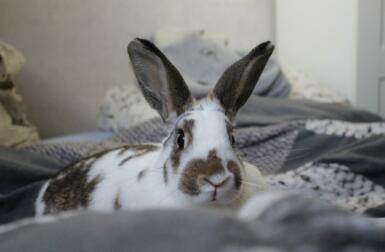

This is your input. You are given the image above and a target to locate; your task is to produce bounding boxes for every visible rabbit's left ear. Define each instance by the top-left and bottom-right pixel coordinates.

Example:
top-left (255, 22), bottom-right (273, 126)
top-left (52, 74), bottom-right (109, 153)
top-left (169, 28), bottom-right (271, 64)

top-left (128, 38), bottom-right (192, 123)
top-left (213, 41), bottom-right (274, 120)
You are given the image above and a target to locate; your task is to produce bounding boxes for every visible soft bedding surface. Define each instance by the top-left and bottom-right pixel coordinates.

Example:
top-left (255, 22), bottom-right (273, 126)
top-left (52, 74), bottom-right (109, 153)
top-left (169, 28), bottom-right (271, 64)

top-left (26, 96), bottom-right (385, 214)
top-left (0, 201), bottom-right (384, 252)
top-left (1, 96), bottom-right (385, 251)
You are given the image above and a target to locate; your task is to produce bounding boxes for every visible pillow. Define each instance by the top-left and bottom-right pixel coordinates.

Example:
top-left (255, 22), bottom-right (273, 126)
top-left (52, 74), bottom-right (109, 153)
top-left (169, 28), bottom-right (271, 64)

top-left (0, 40), bottom-right (39, 147)
top-left (153, 30), bottom-right (290, 98)
top-left (284, 67), bottom-right (350, 105)
top-left (98, 85), bottom-right (158, 132)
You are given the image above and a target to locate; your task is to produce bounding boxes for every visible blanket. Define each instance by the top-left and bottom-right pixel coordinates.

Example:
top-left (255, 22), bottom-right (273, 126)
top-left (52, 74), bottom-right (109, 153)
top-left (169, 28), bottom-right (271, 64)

top-left (25, 96), bottom-right (385, 214)
top-left (1, 96), bottom-right (385, 251)
top-left (0, 196), bottom-right (383, 252)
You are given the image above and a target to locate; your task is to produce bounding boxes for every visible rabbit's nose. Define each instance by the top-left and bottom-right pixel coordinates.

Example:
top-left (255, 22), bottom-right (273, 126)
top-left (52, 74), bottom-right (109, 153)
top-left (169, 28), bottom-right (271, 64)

top-left (203, 176), bottom-right (230, 188)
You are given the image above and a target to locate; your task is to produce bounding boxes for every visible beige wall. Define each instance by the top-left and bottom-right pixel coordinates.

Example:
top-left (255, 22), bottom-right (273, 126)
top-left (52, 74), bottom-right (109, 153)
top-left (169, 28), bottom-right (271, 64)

top-left (0, 0), bottom-right (273, 137)
top-left (276, 0), bottom-right (383, 115)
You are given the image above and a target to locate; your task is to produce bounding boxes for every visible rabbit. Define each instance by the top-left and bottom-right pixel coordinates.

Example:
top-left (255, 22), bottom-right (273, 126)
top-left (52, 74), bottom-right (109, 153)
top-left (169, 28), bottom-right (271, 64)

top-left (35, 38), bottom-right (274, 216)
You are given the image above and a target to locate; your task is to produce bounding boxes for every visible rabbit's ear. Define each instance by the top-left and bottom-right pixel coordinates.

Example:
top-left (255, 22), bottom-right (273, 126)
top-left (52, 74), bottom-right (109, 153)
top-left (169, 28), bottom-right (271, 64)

top-left (128, 38), bottom-right (192, 123)
top-left (213, 41), bottom-right (274, 120)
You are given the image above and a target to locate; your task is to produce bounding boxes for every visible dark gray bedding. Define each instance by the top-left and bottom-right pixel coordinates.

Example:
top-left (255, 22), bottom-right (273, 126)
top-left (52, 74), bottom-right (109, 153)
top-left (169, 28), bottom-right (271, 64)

top-left (1, 96), bottom-right (385, 251)
top-left (0, 203), bottom-right (384, 252)
top-left (24, 96), bottom-right (385, 212)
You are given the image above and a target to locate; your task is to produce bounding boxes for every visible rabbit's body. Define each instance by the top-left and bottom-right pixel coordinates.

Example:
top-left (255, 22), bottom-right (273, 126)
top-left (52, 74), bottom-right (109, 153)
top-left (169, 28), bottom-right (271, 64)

top-left (36, 103), bottom-right (264, 216)
top-left (35, 38), bottom-right (274, 216)
top-left (36, 144), bottom-right (163, 215)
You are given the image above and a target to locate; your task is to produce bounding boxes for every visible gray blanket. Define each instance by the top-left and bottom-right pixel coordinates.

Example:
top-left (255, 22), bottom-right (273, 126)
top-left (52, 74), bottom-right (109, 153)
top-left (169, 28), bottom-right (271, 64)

top-left (1, 96), bottom-right (385, 251)
top-left (25, 96), bottom-right (385, 213)
top-left (158, 32), bottom-right (290, 98)
top-left (0, 200), bottom-right (384, 252)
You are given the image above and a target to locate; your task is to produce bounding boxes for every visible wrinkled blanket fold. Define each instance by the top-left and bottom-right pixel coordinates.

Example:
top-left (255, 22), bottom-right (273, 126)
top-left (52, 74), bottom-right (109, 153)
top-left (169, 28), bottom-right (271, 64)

top-left (18, 96), bottom-right (385, 215)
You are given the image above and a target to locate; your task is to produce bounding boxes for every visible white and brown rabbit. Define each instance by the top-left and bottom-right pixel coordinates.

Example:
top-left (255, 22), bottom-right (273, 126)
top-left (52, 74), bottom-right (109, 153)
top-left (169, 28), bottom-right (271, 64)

top-left (35, 39), bottom-right (274, 216)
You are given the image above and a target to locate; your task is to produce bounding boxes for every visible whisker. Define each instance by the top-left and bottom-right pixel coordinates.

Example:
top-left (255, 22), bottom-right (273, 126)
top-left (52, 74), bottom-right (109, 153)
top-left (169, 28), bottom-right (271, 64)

top-left (241, 180), bottom-right (263, 186)
top-left (231, 190), bottom-right (246, 206)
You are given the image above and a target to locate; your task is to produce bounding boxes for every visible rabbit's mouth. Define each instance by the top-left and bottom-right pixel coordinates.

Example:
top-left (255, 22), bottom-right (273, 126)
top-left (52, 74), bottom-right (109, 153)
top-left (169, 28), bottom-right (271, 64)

top-left (178, 149), bottom-right (242, 193)
top-left (210, 188), bottom-right (230, 202)
top-left (195, 185), bottom-right (241, 205)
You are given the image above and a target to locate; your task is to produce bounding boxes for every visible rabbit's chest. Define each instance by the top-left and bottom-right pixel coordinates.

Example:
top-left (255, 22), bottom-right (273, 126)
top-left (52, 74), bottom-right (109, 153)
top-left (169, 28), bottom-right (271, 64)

top-left (35, 144), bottom-right (162, 215)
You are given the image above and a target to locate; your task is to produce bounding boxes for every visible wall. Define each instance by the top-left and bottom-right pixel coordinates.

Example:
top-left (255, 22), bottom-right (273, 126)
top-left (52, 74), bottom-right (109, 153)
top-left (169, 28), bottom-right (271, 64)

top-left (276, 0), bottom-right (384, 115)
top-left (276, 0), bottom-right (359, 104)
top-left (379, 0), bottom-right (385, 117)
top-left (0, 0), bottom-right (274, 137)
top-left (355, 0), bottom-right (381, 114)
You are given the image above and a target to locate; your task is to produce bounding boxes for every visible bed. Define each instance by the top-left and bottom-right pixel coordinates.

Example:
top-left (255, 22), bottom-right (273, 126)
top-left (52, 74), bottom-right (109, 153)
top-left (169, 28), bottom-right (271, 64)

top-left (1, 32), bottom-right (385, 251)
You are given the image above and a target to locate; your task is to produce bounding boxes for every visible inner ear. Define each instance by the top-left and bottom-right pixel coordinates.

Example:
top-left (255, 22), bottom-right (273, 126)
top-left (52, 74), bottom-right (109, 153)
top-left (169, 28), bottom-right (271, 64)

top-left (128, 38), bottom-right (193, 123)
top-left (213, 41), bottom-right (274, 120)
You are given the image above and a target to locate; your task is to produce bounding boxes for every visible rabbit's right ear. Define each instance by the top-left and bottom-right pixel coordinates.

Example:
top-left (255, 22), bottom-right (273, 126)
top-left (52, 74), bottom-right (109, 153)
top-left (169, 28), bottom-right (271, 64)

top-left (127, 38), bottom-right (192, 123)
top-left (213, 41), bottom-right (274, 121)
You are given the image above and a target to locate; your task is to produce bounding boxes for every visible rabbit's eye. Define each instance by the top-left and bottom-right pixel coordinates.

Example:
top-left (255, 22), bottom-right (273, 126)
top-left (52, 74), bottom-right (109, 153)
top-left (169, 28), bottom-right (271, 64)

top-left (231, 135), bottom-right (235, 145)
top-left (177, 129), bottom-right (185, 150)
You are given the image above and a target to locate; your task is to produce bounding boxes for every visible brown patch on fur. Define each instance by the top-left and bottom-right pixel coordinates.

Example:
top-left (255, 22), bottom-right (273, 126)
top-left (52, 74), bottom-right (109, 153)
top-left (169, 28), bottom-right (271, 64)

top-left (118, 148), bottom-right (129, 156)
top-left (41, 144), bottom-right (159, 215)
top-left (114, 193), bottom-right (122, 210)
top-left (163, 164), bottom-right (168, 184)
top-left (137, 169), bottom-right (147, 181)
top-left (119, 152), bottom-right (145, 166)
top-left (183, 119), bottom-right (194, 147)
top-left (119, 144), bottom-right (159, 166)
top-left (118, 144), bottom-right (159, 157)
top-left (226, 122), bottom-right (235, 145)
top-left (42, 161), bottom-right (101, 214)
top-left (207, 91), bottom-right (216, 101)
top-left (170, 119), bottom-right (195, 172)
top-left (179, 149), bottom-right (225, 195)
top-left (227, 160), bottom-right (242, 189)
top-left (170, 149), bottom-right (181, 172)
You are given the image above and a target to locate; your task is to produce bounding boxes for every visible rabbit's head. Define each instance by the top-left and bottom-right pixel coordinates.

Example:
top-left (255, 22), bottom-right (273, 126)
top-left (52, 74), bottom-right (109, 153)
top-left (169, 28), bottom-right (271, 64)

top-left (128, 39), bottom-right (273, 206)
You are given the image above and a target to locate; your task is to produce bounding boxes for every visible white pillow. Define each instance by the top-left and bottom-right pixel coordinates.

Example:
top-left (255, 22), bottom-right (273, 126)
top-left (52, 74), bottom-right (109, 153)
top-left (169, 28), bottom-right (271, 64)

top-left (98, 85), bottom-right (158, 132)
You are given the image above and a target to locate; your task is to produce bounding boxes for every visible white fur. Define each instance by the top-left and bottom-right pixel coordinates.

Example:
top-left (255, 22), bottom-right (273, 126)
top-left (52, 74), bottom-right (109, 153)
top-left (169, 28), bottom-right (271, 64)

top-left (88, 147), bottom-right (186, 211)
top-left (35, 181), bottom-right (49, 216)
top-left (35, 38), bottom-right (273, 215)
top-left (35, 99), bottom-right (265, 215)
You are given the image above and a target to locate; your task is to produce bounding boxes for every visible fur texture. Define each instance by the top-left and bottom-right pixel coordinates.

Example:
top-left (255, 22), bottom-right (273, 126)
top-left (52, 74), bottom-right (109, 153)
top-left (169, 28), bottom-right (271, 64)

top-left (36, 100), bottom-right (265, 215)
top-left (35, 39), bottom-right (273, 215)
